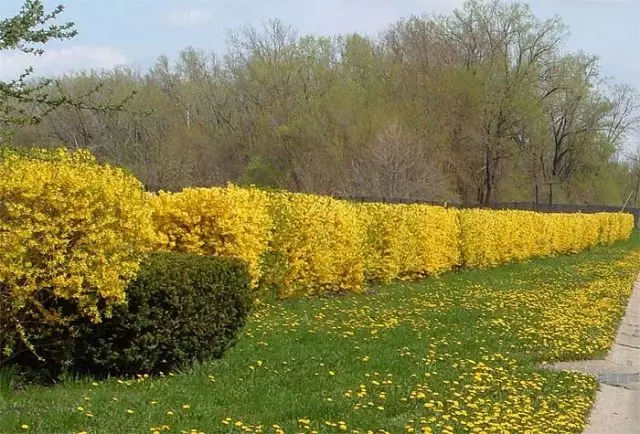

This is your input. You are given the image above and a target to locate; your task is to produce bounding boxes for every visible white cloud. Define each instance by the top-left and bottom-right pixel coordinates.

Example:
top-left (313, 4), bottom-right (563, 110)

top-left (0, 45), bottom-right (129, 80)
top-left (162, 8), bottom-right (215, 27)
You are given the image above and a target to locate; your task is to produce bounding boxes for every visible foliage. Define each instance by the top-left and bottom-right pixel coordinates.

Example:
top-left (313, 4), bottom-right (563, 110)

top-left (0, 1), bottom-right (137, 140)
top-left (0, 1), bottom-right (77, 130)
top-left (1, 235), bottom-right (637, 433)
top-left (458, 209), bottom-right (634, 268)
top-left (71, 252), bottom-right (253, 377)
top-left (7, 2), bottom-right (640, 206)
top-left (266, 191), bottom-right (366, 297)
top-left (0, 148), bottom-right (156, 364)
top-left (150, 185), bottom-right (272, 287)
top-left (360, 203), bottom-right (461, 282)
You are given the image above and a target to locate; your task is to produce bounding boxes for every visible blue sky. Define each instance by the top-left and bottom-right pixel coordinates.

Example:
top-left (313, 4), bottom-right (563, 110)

top-left (0, 0), bottom-right (639, 92)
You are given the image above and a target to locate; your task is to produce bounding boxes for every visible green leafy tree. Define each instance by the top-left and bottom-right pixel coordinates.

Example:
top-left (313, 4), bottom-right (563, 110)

top-left (0, 1), bottom-right (134, 138)
top-left (0, 1), bottom-right (76, 128)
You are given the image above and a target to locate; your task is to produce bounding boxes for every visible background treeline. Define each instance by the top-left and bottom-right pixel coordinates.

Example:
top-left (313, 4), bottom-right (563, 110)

top-left (6, 0), bottom-right (640, 205)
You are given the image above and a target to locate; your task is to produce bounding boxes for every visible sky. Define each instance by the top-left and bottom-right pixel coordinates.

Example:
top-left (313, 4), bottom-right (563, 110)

top-left (0, 0), bottom-right (639, 82)
top-left (0, 0), bottom-right (639, 109)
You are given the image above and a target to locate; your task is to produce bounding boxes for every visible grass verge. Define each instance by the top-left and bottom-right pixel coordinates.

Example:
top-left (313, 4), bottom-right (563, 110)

top-left (1, 235), bottom-right (639, 434)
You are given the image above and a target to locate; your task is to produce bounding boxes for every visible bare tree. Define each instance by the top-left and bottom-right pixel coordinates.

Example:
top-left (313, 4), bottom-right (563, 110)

top-left (350, 122), bottom-right (453, 200)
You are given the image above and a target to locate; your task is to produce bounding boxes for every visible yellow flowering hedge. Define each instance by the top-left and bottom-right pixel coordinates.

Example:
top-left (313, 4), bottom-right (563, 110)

top-left (266, 192), bottom-right (366, 297)
top-left (458, 209), bottom-right (634, 268)
top-left (597, 212), bottom-right (634, 244)
top-left (150, 185), bottom-right (272, 287)
top-left (151, 185), bottom-right (634, 297)
top-left (360, 203), bottom-right (460, 282)
top-left (0, 148), bottom-right (156, 354)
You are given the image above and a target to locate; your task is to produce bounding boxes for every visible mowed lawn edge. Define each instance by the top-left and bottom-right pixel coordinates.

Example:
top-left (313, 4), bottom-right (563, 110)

top-left (1, 234), bottom-right (639, 434)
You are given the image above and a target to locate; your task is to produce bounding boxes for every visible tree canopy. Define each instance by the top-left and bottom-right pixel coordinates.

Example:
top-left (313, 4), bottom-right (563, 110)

top-left (3, 0), bottom-right (640, 206)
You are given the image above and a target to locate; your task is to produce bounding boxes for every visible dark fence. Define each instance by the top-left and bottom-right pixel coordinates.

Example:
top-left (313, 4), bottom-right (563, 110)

top-left (334, 195), bottom-right (640, 228)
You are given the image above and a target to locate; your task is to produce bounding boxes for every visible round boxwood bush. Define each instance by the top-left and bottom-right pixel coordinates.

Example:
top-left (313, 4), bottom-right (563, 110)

top-left (72, 252), bottom-right (253, 377)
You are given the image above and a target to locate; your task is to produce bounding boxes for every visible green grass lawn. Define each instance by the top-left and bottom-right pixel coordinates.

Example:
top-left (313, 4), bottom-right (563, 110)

top-left (1, 235), bottom-right (639, 434)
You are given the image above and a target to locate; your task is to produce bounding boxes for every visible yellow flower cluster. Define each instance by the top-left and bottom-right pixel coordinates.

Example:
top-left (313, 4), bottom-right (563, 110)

top-left (458, 209), bottom-right (634, 268)
top-left (150, 185), bottom-right (272, 286)
top-left (0, 148), bottom-right (155, 327)
top-left (360, 203), bottom-right (460, 282)
top-left (266, 192), bottom-right (366, 297)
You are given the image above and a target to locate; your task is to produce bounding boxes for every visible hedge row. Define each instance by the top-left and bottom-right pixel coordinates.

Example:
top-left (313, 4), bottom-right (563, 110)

top-left (458, 210), bottom-right (634, 268)
top-left (0, 149), bottom-right (634, 378)
top-left (151, 186), bottom-right (635, 297)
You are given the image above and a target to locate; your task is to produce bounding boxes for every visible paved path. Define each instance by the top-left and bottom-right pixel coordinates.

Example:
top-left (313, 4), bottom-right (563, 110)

top-left (547, 276), bottom-right (640, 433)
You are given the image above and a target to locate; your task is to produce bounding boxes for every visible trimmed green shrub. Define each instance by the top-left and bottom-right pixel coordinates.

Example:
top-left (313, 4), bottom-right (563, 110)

top-left (71, 252), bottom-right (253, 377)
top-left (2, 252), bottom-right (253, 381)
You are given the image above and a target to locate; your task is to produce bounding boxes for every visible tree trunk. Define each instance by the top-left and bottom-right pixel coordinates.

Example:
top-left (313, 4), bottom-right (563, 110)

top-left (634, 172), bottom-right (640, 207)
top-left (483, 148), bottom-right (493, 205)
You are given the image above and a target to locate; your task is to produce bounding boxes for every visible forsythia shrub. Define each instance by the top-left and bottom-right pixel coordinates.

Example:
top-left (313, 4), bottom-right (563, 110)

top-left (598, 212), bottom-right (634, 244)
top-left (361, 203), bottom-right (460, 282)
top-left (150, 185), bottom-right (272, 287)
top-left (266, 192), bottom-right (366, 297)
top-left (458, 209), bottom-right (633, 268)
top-left (0, 148), bottom-right (156, 363)
top-left (459, 210), bottom-right (553, 267)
